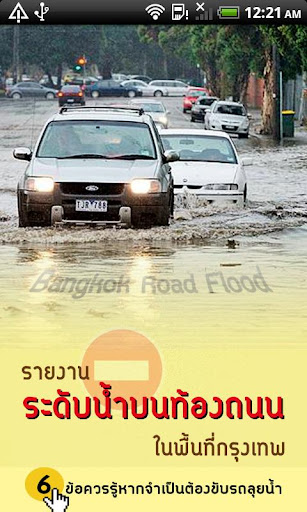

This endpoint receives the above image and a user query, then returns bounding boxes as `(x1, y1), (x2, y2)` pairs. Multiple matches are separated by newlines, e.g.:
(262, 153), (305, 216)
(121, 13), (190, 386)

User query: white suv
(15, 106), (178, 228)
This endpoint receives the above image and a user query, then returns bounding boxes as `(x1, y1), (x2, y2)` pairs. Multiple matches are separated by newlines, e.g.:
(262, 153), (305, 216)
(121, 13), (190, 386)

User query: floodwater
(0, 97), (306, 245)
(0, 97), (306, 339)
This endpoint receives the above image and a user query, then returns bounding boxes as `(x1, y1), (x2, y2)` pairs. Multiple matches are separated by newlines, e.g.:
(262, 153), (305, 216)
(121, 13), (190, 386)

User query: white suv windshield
(161, 135), (237, 164)
(37, 120), (157, 159)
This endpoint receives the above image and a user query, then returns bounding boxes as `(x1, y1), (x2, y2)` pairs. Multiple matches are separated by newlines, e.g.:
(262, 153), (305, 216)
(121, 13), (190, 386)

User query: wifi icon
(146, 3), (165, 20)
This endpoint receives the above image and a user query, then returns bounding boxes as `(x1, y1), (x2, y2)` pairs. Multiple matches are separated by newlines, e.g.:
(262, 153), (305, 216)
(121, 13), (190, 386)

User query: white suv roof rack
(59, 106), (145, 115)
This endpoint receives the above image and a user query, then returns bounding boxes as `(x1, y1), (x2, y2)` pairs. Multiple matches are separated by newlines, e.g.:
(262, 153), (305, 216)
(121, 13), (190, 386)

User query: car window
(161, 135), (237, 164)
(199, 98), (217, 106)
(189, 90), (206, 98)
(18, 83), (32, 88)
(37, 120), (157, 159)
(214, 104), (246, 116)
(62, 86), (80, 92)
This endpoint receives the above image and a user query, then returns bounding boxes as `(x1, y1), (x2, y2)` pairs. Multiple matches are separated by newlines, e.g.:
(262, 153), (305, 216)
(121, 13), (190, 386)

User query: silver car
(131, 100), (170, 129)
(149, 80), (189, 97)
(15, 106), (178, 228)
(121, 79), (168, 97)
(6, 81), (57, 99)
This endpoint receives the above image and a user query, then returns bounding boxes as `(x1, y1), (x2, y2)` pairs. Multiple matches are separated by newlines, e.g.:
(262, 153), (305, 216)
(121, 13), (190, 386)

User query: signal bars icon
(146, 3), (165, 20)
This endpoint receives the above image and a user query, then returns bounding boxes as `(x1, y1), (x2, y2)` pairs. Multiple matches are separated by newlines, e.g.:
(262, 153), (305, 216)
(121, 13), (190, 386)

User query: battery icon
(217, 6), (240, 18)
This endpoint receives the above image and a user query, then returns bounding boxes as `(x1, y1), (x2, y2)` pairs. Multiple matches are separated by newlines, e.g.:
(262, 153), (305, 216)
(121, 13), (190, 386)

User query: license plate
(225, 125), (235, 130)
(67, 99), (74, 103)
(76, 199), (108, 212)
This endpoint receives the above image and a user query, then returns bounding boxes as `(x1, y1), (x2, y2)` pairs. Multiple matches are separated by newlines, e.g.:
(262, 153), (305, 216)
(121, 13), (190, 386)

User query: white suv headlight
(131, 179), (161, 194)
(26, 177), (54, 192)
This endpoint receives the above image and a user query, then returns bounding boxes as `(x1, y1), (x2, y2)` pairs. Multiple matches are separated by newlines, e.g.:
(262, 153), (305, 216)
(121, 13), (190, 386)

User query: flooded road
(0, 96), (306, 244)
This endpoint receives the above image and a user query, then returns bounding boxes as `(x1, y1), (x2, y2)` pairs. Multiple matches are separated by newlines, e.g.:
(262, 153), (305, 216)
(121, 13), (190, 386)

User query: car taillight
(78, 91), (83, 97)
(58, 92), (63, 97)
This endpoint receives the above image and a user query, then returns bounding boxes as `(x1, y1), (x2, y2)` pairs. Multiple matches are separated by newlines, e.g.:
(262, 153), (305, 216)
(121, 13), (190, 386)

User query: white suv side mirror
(13, 147), (32, 161)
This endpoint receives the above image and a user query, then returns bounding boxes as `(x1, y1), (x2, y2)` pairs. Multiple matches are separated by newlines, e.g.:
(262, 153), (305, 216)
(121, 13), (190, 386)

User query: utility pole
(272, 44), (282, 141)
(13, 25), (20, 83)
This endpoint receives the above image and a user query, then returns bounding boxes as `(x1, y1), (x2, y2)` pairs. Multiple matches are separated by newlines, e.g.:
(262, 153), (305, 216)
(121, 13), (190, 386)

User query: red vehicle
(57, 85), (85, 107)
(183, 87), (209, 113)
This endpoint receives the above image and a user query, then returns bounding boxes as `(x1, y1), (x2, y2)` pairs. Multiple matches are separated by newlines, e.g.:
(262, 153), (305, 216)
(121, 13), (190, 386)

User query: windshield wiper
(57, 154), (111, 159)
(110, 154), (155, 160)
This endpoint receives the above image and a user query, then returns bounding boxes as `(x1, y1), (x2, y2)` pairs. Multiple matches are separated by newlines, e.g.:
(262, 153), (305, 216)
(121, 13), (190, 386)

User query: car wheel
(17, 191), (29, 227)
(190, 116), (195, 122)
(157, 189), (172, 226)
(18, 207), (29, 227)
(239, 133), (249, 139)
(183, 108), (187, 113)
(18, 193), (49, 227)
(154, 90), (163, 97)
(46, 92), (55, 100)
(91, 90), (99, 99)
(12, 92), (22, 99)
(128, 90), (136, 98)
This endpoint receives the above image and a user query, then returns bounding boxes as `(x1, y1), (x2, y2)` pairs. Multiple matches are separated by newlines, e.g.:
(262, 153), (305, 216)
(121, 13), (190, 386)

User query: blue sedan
(85, 80), (142, 99)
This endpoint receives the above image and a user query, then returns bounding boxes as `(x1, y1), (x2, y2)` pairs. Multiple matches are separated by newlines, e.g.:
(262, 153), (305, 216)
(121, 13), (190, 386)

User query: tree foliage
(0, 25), (305, 133)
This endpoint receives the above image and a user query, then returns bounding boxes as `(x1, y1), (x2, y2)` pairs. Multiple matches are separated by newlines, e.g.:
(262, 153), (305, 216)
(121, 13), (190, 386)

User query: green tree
(259, 26), (306, 134)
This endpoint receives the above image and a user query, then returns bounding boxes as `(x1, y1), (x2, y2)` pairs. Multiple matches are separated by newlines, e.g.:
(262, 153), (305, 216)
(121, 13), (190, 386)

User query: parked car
(183, 87), (209, 112)
(149, 80), (189, 97)
(160, 129), (250, 206)
(6, 81), (57, 99)
(57, 85), (85, 107)
(205, 100), (250, 138)
(15, 106), (178, 228)
(128, 75), (152, 84)
(85, 80), (142, 98)
(190, 96), (219, 122)
(121, 79), (168, 97)
(131, 100), (170, 128)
